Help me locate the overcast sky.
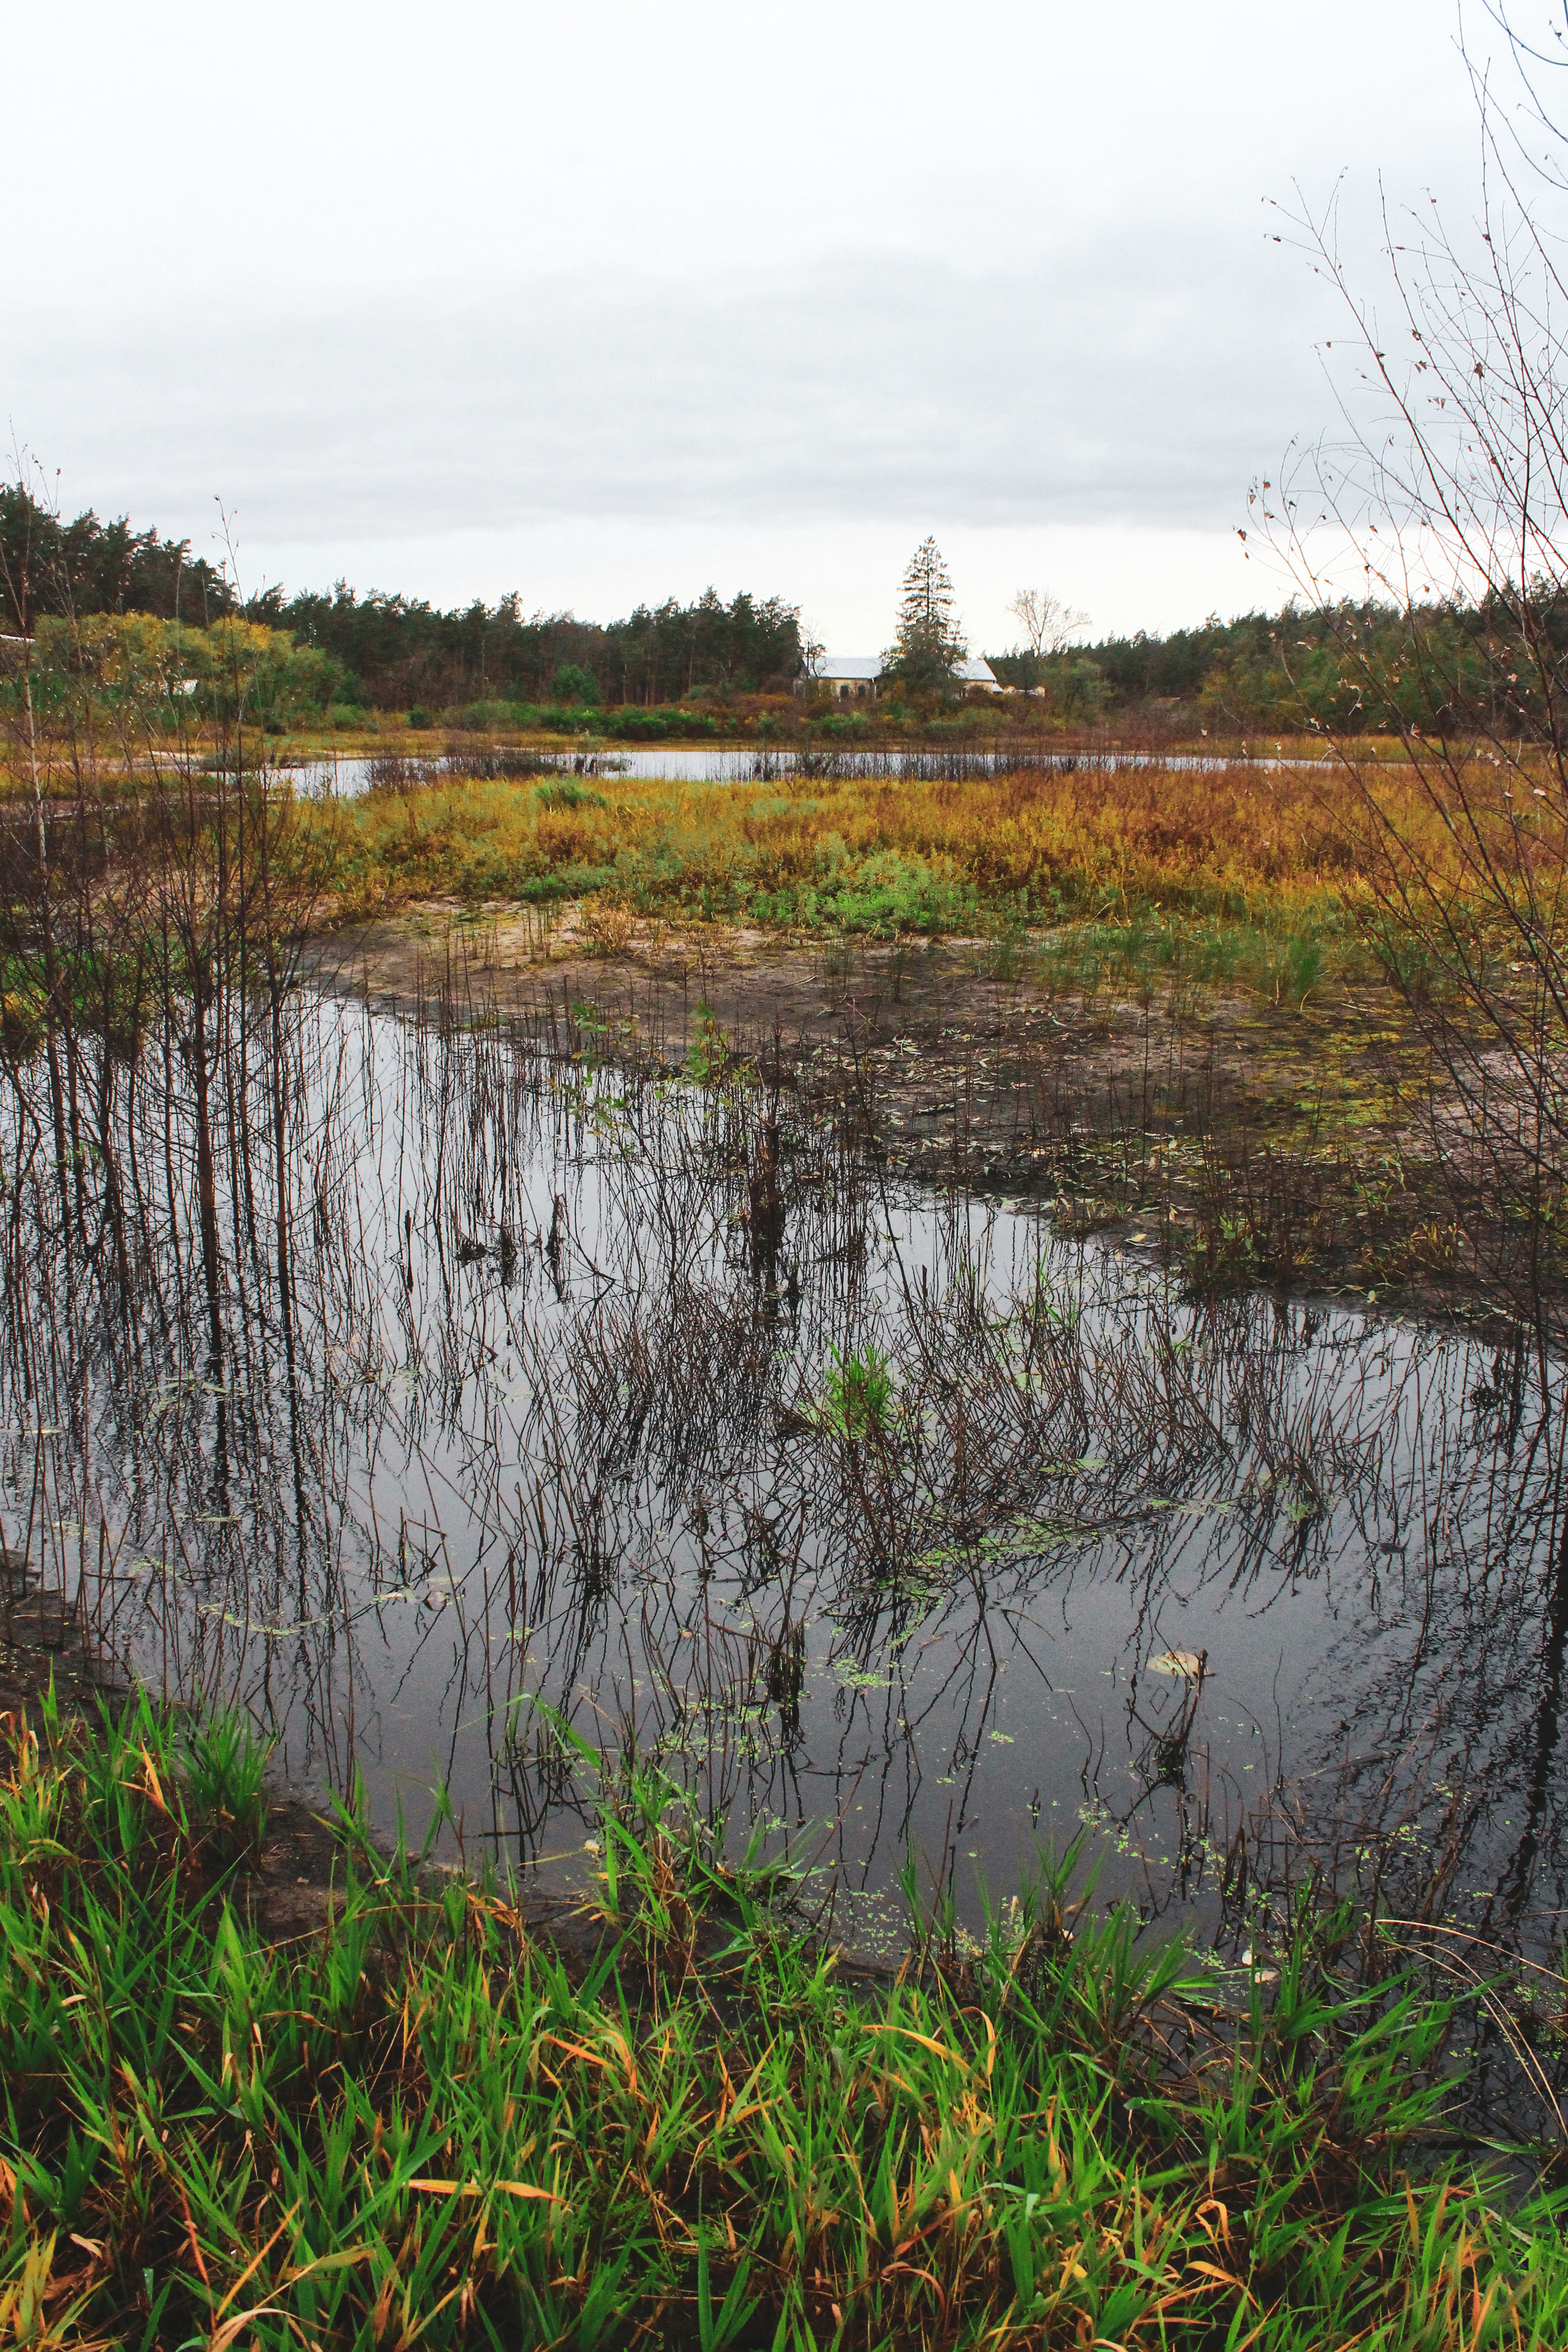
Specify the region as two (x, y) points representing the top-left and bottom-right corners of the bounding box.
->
(3, 1), (1511, 651)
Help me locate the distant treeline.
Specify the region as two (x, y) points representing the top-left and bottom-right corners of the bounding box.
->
(5, 484), (1562, 734)
(0, 488), (804, 709)
(258, 583), (805, 709)
(992, 600), (1568, 735)
(0, 487), (235, 636)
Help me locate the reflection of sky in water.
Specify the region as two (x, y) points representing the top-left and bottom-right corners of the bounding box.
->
(7, 994), (1566, 1954)
(279, 747), (1316, 795)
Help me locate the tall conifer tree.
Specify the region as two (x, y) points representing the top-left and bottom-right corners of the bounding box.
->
(887, 537), (966, 692)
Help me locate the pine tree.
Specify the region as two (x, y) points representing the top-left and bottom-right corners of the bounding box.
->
(887, 537), (966, 694)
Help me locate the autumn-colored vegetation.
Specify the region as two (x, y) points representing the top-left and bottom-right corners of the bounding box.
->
(302, 749), (1516, 993)
(0, 590), (1549, 1010)
(316, 758), (1351, 916)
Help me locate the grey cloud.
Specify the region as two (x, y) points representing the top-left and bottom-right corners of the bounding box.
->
(10, 246), (1326, 548)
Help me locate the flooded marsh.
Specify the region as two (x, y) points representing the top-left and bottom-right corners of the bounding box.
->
(5, 971), (1568, 1992)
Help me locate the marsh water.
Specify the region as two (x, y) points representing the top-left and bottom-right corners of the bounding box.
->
(279, 744), (1323, 794)
(5, 981), (1567, 1962)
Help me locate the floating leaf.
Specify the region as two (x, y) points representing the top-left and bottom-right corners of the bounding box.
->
(1148, 1649), (1205, 1678)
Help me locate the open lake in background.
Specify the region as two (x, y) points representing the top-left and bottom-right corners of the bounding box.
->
(267, 743), (1323, 794)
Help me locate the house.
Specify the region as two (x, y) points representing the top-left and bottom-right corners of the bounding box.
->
(801, 655), (883, 701)
(798, 653), (1003, 699)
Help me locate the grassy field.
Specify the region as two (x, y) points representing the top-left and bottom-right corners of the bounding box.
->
(2, 1693), (1566, 2350)
(297, 753), (1485, 1001)
(0, 709), (1496, 1001)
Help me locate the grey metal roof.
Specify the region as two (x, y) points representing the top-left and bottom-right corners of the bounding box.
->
(814, 653), (1000, 684)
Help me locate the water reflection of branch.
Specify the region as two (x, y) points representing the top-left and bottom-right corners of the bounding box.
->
(9, 945), (1568, 1963)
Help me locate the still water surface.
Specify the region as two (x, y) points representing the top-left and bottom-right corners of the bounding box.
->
(277, 745), (1312, 793)
(6, 990), (1563, 1953)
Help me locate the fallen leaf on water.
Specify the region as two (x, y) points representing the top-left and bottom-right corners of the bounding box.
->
(1148, 1649), (1205, 1678)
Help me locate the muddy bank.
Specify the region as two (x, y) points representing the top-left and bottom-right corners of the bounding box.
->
(0, 1590), (873, 1983)
(312, 901), (1504, 1314)
(0, 1570), (342, 1944)
(0, 1582), (601, 1957)
(0, 1560), (129, 1725)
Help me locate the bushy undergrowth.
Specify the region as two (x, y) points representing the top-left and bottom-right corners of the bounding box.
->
(1, 1694), (1566, 2348)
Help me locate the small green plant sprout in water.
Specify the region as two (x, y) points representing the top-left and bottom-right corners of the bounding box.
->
(687, 1000), (730, 1083)
(1032, 1255), (1079, 1330)
(823, 1340), (893, 1437)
